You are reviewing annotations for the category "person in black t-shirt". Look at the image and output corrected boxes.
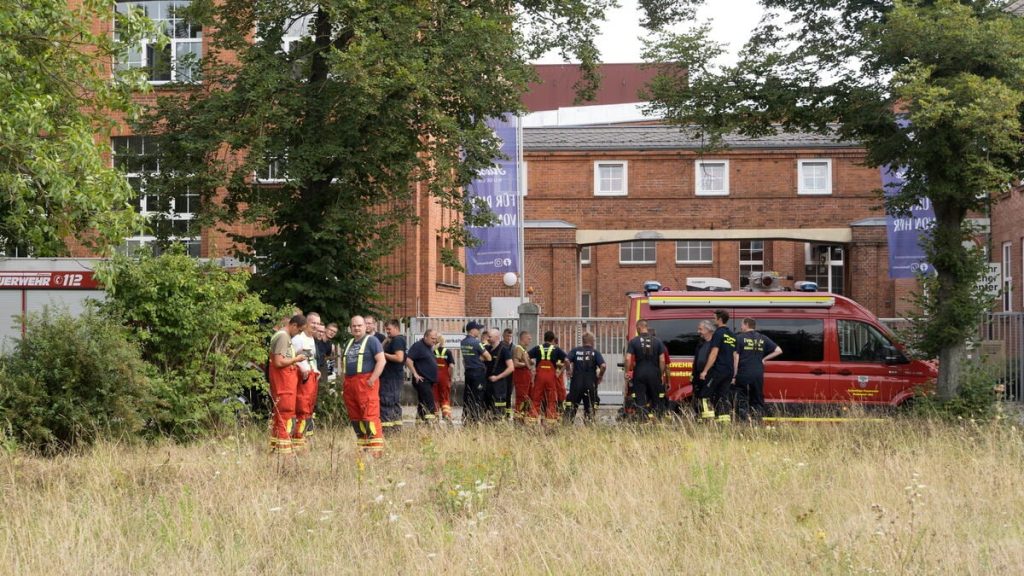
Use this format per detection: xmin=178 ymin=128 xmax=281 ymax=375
xmin=405 ymin=328 xmax=440 ymax=423
xmin=380 ymin=319 xmax=407 ymax=435
xmin=484 ymin=328 xmax=514 ymax=420
xmin=698 ymin=309 xmax=737 ymax=423
xmin=690 ymin=320 xmax=715 ymax=418
xmin=626 ymin=319 xmax=667 ymax=421
xmin=732 ymin=317 xmax=783 ymax=422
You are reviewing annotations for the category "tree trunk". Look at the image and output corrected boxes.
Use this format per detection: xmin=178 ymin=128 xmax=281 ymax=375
xmin=936 ymin=340 xmax=965 ymax=401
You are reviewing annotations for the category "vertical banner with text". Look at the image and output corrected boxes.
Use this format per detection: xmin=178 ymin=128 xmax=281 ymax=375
xmin=883 ymin=165 xmax=936 ymax=279
xmin=466 ymin=116 xmax=521 ymax=275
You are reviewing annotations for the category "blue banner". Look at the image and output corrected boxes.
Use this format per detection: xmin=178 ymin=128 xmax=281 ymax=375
xmin=883 ymin=165 xmax=936 ymax=279
xmin=466 ymin=116 xmax=520 ymax=275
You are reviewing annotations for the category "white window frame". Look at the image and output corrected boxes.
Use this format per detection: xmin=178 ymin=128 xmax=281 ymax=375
xmin=112 ymin=135 xmax=200 ymax=254
xmin=581 ymin=293 xmax=592 ymax=318
xmin=115 ymin=1 xmax=203 ymax=84
xmin=256 ymin=155 xmax=288 ymax=184
xmin=521 ymin=160 xmax=528 ymax=197
xmin=594 ymin=161 xmax=628 ymax=196
xmin=1004 ymin=241 xmax=1014 ymax=312
xmin=675 ymin=240 xmax=712 ymax=264
xmin=695 ymin=160 xmax=729 ymax=196
xmin=798 ymin=159 xmax=833 ymax=195
xmin=580 ymin=245 xmax=591 ymax=265
xmin=739 ymin=240 xmax=765 ymax=288
xmin=619 ymin=241 xmax=656 ymax=265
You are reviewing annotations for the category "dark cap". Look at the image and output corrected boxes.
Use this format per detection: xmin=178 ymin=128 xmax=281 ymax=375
xmin=465 ymin=321 xmax=484 ymax=332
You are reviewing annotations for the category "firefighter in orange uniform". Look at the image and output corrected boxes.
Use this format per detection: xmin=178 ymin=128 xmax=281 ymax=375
xmin=342 ymin=316 xmax=387 ymax=456
xmin=527 ymin=331 xmax=568 ymax=427
xmin=268 ymin=314 xmax=308 ymax=454
xmin=434 ymin=340 xmax=456 ymax=421
xmin=511 ymin=330 xmax=534 ymax=420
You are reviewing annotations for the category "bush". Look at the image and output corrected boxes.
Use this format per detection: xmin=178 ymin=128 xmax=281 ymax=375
xmin=96 ymin=246 xmax=273 ymax=440
xmin=0 ymin=308 xmax=154 ymax=454
xmin=913 ymin=360 xmax=1002 ymax=422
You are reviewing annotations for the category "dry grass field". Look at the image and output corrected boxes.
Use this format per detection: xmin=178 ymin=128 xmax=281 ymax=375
xmin=2 ymin=418 xmax=1023 ymax=575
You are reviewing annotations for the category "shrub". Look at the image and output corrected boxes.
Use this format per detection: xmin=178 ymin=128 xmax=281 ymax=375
xmin=0 ymin=308 xmax=153 ymax=454
xmin=913 ymin=360 xmax=1002 ymax=422
xmin=96 ymin=246 xmax=273 ymax=440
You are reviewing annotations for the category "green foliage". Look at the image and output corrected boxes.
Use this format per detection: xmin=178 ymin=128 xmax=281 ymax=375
xmin=912 ymin=360 xmax=1003 ymax=421
xmin=135 ymin=0 xmax=684 ymax=317
xmin=0 ymin=0 xmax=156 ymax=256
xmin=0 ymin=308 xmax=153 ymax=454
xmin=644 ymin=0 xmax=1024 ymax=399
xmin=96 ymin=246 xmax=274 ymax=439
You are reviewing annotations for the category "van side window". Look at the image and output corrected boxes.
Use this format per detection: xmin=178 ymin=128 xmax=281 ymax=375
xmin=838 ymin=320 xmax=892 ymax=363
xmin=757 ymin=319 xmax=825 ymax=362
xmin=648 ymin=319 xmax=703 ymax=356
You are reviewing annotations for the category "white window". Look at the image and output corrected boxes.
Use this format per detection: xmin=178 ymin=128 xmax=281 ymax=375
xmin=804 ymin=244 xmax=845 ymax=294
xmin=257 ymin=155 xmax=288 ymax=183
xmin=695 ymin=160 xmax=729 ymax=196
xmin=798 ymin=159 xmax=833 ymax=195
xmin=580 ymin=245 xmax=591 ymax=265
xmin=1004 ymin=241 xmax=1014 ymax=312
xmin=116 ymin=1 xmax=202 ymax=83
xmin=739 ymin=240 xmax=764 ymax=288
xmin=594 ymin=161 xmax=628 ymax=196
xmin=675 ymin=240 xmax=712 ymax=264
xmin=113 ymin=135 xmax=199 ymax=256
xmin=619 ymin=241 xmax=656 ymax=265
xmin=581 ymin=293 xmax=592 ymax=318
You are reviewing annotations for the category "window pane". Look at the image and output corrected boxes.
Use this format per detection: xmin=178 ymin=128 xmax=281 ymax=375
xmin=802 ymin=162 xmax=829 ymax=192
xmin=648 ymin=318 xmax=703 ymax=357
xmin=580 ymin=246 xmax=591 ymax=264
xmin=148 ymin=42 xmax=172 ymax=81
xmin=699 ymin=163 xmax=725 ymax=192
xmin=174 ymin=41 xmax=202 ymax=81
xmin=599 ymin=164 xmax=623 ymax=193
xmin=838 ymin=320 xmax=893 ymax=363
xmin=758 ymin=319 xmax=825 ymax=362
xmin=620 ymin=241 xmax=655 ymax=263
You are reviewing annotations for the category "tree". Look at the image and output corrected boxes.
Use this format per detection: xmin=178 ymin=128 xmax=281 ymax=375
xmin=643 ymin=0 xmax=1024 ymax=399
xmin=0 ymin=0 xmax=153 ymax=256
xmin=136 ymin=0 xmax=682 ymax=318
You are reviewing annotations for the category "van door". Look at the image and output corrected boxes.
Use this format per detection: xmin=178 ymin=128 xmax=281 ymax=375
xmin=756 ymin=318 xmax=830 ymax=404
xmin=832 ymin=319 xmax=904 ymax=404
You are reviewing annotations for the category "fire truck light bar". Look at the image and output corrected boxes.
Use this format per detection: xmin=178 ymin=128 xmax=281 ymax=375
xmin=647 ymin=295 xmax=835 ymax=308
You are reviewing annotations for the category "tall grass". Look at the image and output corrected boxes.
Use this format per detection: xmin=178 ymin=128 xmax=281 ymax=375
xmin=2 ymin=420 xmax=1023 ymax=574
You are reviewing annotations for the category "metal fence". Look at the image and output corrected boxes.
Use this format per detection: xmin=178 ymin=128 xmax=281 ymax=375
xmin=407 ymin=316 xmax=628 ymax=402
xmin=882 ymin=313 xmax=1024 ymax=401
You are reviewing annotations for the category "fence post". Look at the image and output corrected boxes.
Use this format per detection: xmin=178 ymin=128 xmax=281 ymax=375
xmin=518 ymin=302 xmax=541 ymax=345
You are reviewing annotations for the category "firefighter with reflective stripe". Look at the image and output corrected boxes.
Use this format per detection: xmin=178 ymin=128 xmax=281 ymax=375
xmin=380 ymin=319 xmax=407 ymax=436
xmin=342 ymin=316 xmax=386 ymax=456
xmin=691 ymin=320 xmax=715 ymax=418
xmin=732 ymin=317 xmax=783 ymax=422
xmin=485 ymin=328 xmax=515 ymax=420
xmin=433 ymin=341 xmax=455 ymax=420
xmin=527 ymin=331 xmax=568 ymax=426
xmin=268 ymin=315 xmax=308 ymax=455
xmin=626 ymin=319 xmax=667 ymax=421
xmin=699 ymin=309 xmax=737 ymax=423
xmin=563 ymin=332 xmax=607 ymax=424
xmin=291 ymin=311 xmax=322 ymax=451
xmin=511 ymin=331 xmax=534 ymax=420
xmin=461 ymin=321 xmax=492 ymax=424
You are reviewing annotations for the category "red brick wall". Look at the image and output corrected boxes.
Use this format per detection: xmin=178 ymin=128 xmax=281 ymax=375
xmin=992 ymin=187 xmax=1024 ymax=312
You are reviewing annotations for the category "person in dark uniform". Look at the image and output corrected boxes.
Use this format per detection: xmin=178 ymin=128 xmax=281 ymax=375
xmin=484 ymin=328 xmax=514 ymax=420
xmin=626 ymin=319 xmax=667 ymax=421
xmin=380 ymin=319 xmax=407 ymax=435
xmin=732 ymin=317 xmax=783 ymax=422
xmin=461 ymin=321 xmax=492 ymax=424
xmin=563 ymin=332 xmax=607 ymax=424
xmin=405 ymin=328 xmax=440 ymax=423
xmin=690 ymin=320 xmax=715 ymax=419
xmin=698 ymin=309 xmax=737 ymax=423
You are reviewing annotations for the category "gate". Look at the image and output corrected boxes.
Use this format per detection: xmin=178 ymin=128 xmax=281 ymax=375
xmin=882 ymin=313 xmax=1024 ymax=401
xmin=407 ymin=316 xmax=628 ymax=403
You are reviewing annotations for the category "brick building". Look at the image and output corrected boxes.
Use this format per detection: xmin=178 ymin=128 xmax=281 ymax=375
xmin=992 ymin=184 xmax=1024 ymax=313
xmin=466 ymin=124 xmax=920 ymax=319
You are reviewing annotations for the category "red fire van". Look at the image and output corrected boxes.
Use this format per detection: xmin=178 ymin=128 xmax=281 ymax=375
xmin=626 ymin=289 xmax=936 ymax=409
